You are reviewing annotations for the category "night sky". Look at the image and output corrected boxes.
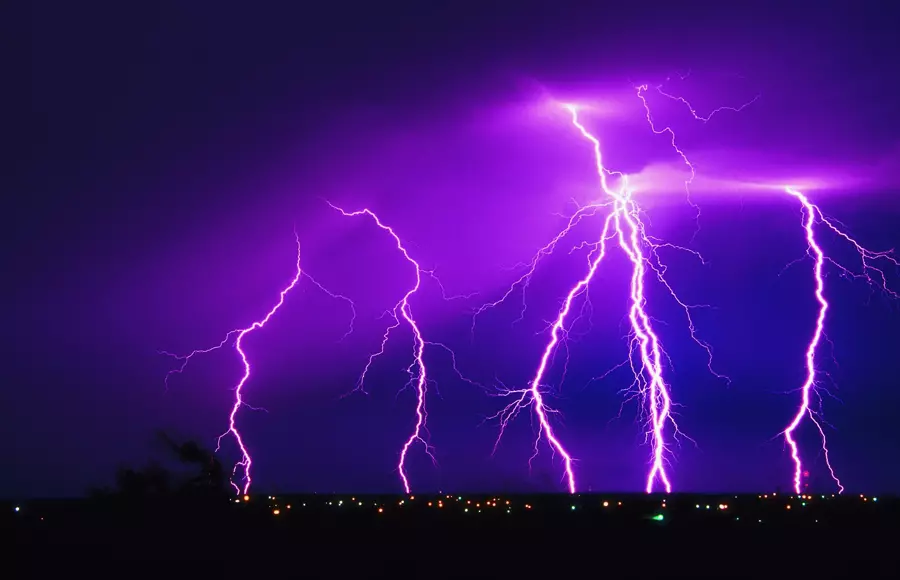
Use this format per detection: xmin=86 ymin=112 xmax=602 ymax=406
xmin=14 ymin=1 xmax=900 ymax=498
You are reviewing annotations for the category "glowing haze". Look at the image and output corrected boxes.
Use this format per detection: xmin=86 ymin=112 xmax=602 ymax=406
xmin=160 ymin=79 xmax=897 ymax=496
xmin=155 ymin=75 xmax=900 ymax=494
xmin=19 ymin=5 xmax=900 ymax=498
xmin=479 ymin=98 xmax=722 ymax=494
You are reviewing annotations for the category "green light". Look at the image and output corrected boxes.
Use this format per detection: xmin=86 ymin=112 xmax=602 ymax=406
xmin=571 ymin=505 xmax=576 ymax=510
xmin=873 ymin=497 xmax=878 ymax=502
xmin=652 ymin=514 xmax=664 ymax=521
xmin=801 ymin=502 xmax=806 ymax=506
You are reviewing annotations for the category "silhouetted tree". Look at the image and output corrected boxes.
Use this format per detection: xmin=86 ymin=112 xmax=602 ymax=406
xmin=114 ymin=460 xmax=171 ymax=497
xmin=156 ymin=430 xmax=226 ymax=496
xmin=102 ymin=432 xmax=228 ymax=501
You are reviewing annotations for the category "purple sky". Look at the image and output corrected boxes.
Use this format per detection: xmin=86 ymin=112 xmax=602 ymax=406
xmin=11 ymin=1 xmax=900 ymax=497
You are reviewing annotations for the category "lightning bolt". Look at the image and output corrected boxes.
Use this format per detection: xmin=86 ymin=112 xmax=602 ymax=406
xmin=655 ymin=85 xmax=761 ymax=124
xmin=635 ymin=80 xmax=764 ymax=382
xmin=636 ymin=80 xmax=760 ymax=241
xmin=483 ymin=101 xmax=723 ymax=493
xmin=636 ymin=83 xmax=702 ymax=220
xmin=780 ymin=187 xmax=898 ymax=494
xmin=329 ymin=203 xmax=478 ymax=493
xmin=652 ymin=80 xmax=896 ymax=493
xmin=160 ymin=232 xmax=356 ymax=495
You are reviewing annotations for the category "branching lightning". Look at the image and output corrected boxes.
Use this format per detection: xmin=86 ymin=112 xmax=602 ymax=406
xmin=480 ymin=98 xmax=729 ymax=493
xmin=779 ymin=187 xmax=898 ymax=494
xmin=655 ymin=83 xmax=897 ymax=494
xmin=328 ymin=202 xmax=480 ymax=493
xmin=157 ymin=74 xmax=897 ymax=497
xmin=160 ymin=233 xmax=356 ymax=495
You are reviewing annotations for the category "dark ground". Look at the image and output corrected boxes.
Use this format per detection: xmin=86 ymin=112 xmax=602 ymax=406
xmin=8 ymin=493 xmax=895 ymax=577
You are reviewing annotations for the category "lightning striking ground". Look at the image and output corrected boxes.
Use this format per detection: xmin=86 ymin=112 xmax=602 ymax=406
xmin=158 ymin=78 xmax=896 ymax=497
xmin=780 ymin=187 xmax=898 ymax=494
xmin=653 ymin=82 xmax=897 ymax=493
xmin=160 ymin=233 xmax=356 ymax=495
xmin=483 ymin=101 xmax=723 ymax=493
xmin=329 ymin=202 xmax=467 ymax=493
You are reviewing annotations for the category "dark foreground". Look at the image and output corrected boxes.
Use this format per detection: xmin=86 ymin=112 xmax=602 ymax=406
xmin=9 ymin=493 xmax=896 ymax=577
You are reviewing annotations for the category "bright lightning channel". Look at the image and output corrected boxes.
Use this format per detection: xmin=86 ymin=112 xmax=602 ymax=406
xmin=482 ymin=102 xmax=719 ymax=494
xmin=780 ymin=187 xmax=898 ymax=494
xmin=160 ymin=232 xmax=356 ymax=495
xmin=328 ymin=202 xmax=481 ymax=493
xmin=654 ymin=81 xmax=897 ymax=493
